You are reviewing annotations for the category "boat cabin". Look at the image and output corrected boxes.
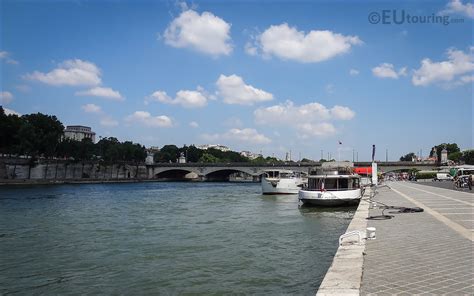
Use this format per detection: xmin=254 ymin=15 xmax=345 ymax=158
xmin=307 ymin=175 xmax=360 ymax=191
xmin=263 ymin=170 xmax=299 ymax=179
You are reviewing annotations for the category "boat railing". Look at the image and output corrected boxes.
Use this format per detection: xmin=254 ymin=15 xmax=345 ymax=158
xmin=303 ymin=187 xmax=361 ymax=192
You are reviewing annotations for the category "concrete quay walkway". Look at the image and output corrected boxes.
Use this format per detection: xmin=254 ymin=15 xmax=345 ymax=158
xmin=360 ymin=181 xmax=473 ymax=295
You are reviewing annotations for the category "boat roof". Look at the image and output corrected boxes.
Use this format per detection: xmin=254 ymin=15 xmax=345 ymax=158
xmin=308 ymin=174 xmax=360 ymax=178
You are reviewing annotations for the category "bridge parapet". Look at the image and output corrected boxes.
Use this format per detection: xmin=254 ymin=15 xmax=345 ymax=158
xmin=147 ymin=161 xmax=439 ymax=178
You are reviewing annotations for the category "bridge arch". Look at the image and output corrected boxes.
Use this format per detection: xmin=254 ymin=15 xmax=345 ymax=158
xmin=204 ymin=168 xmax=256 ymax=182
xmin=154 ymin=168 xmax=198 ymax=181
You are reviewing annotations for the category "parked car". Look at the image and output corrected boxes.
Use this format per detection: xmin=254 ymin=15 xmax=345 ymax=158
xmin=433 ymin=173 xmax=453 ymax=181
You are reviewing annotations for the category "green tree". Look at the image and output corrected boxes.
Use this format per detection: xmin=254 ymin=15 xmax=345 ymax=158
xmin=180 ymin=145 xmax=203 ymax=162
xmin=448 ymin=151 xmax=462 ymax=163
xmin=199 ymin=153 xmax=220 ymax=163
xmin=400 ymin=152 xmax=416 ymax=161
xmin=204 ymin=148 xmax=248 ymax=162
xmin=97 ymin=137 xmax=120 ymax=161
xmin=154 ymin=145 xmax=179 ymax=163
xmin=0 ymin=107 xmax=23 ymax=155
xmin=429 ymin=143 xmax=460 ymax=162
xmin=17 ymin=113 xmax=64 ymax=158
xmin=462 ymin=150 xmax=474 ymax=165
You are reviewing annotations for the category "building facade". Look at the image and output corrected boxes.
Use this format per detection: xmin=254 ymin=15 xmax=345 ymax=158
xmin=240 ymin=150 xmax=262 ymax=160
xmin=196 ymin=144 xmax=230 ymax=152
xmin=64 ymin=125 xmax=96 ymax=143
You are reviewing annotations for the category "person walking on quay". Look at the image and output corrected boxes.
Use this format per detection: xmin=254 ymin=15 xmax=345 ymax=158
xmin=469 ymin=173 xmax=473 ymax=191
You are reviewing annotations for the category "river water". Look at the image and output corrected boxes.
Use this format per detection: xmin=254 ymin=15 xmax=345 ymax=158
xmin=0 ymin=182 xmax=355 ymax=295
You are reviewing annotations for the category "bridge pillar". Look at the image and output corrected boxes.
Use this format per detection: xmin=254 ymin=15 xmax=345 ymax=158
xmin=197 ymin=175 xmax=207 ymax=182
xmin=252 ymin=175 xmax=261 ymax=182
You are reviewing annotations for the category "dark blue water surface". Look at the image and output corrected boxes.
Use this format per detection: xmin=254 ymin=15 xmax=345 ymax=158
xmin=0 ymin=182 xmax=355 ymax=295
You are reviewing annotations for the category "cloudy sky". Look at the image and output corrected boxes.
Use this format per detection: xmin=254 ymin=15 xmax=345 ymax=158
xmin=1 ymin=0 xmax=472 ymax=161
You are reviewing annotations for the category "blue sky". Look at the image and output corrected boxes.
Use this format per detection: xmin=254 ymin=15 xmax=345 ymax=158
xmin=1 ymin=0 xmax=472 ymax=161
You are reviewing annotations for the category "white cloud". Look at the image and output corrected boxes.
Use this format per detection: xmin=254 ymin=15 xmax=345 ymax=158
xmin=202 ymin=128 xmax=271 ymax=144
xmin=412 ymin=48 xmax=474 ymax=87
xmin=224 ymin=128 xmax=271 ymax=144
xmin=125 ymin=111 xmax=173 ymax=128
xmin=297 ymin=123 xmax=337 ymax=138
xmin=0 ymin=51 xmax=18 ymax=65
xmin=248 ymin=23 xmax=362 ymax=63
xmin=0 ymin=91 xmax=13 ymax=104
xmin=255 ymin=101 xmax=330 ymax=124
xmin=331 ymin=105 xmax=356 ymax=120
xmin=216 ymin=74 xmax=273 ymax=105
xmin=254 ymin=100 xmax=355 ymax=137
xmin=189 ymin=121 xmax=199 ymax=128
xmin=147 ymin=87 xmax=208 ymax=108
xmin=100 ymin=117 xmax=119 ymax=127
xmin=3 ymin=108 xmax=21 ymax=116
xmin=76 ymin=87 xmax=124 ymax=101
xmin=163 ymin=9 xmax=232 ymax=56
xmin=244 ymin=42 xmax=258 ymax=56
xmin=459 ymin=75 xmax=474 ymax=84
xmin=349 ymin=69 xmax=359 ymax=76
xmin=81 ymin=103 xmax=101 ymax=114
xmin=24 ymin=59 xmax=102 ymax=86
xmin=372 ymin=63 xmax=407 ymax=79
xmin=440 ymin=0 xmax=474 ymax=18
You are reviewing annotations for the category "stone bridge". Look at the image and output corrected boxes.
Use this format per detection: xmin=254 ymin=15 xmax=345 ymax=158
xmin=147 ymin=162 xmax=438 ymax=181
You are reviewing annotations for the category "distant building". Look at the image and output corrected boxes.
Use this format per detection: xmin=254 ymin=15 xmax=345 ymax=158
xmin=64 ymin=125 xmax=96 ymax=142
xmin=145 ymin=146 xmax=160 ymax=165
xmin=148 ymin=146 xmax=160 ymax=153
xmin=178 ymin=152 xmax=186 ymax=163
xmin=145 ymin=154 xmax=154 ymax=165
xmin=197 ymin=144 xmax=230 ymax=152
xmin=240 ymin=150 xmax=262 ymax=160
xmin=441 ymin=147 xmax=448 ymax=164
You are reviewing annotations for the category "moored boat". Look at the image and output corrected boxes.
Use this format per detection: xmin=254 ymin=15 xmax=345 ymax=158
xmin=298 ymin=162 xmax=362 ymax=206
xmin=261 ymin=169 xmax=306 ymax=195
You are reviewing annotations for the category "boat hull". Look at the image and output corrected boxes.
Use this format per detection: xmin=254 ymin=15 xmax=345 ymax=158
xmin=298 ymin=189 xmax=361 ymax=206
xmin=261 ymin=178 xmax=304 ymax=195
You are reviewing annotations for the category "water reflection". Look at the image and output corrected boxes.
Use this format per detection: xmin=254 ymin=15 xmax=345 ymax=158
xmin=298 ymin=204 xmax=356 ymax=220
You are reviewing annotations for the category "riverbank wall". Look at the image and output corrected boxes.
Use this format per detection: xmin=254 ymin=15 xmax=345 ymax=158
xmin=0 ymin=159 xmax=148 ymax=183
xmin=316 ymin=189 xmax=370 ymax=295
xmin=0 ymin=159 xmax=259 ymax=185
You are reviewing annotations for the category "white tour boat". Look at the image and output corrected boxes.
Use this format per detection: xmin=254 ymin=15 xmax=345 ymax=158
xmin=261 ymin=169 xmax=306 ymax=195
xmin=298 ymin=162 xmax=362 ymax=206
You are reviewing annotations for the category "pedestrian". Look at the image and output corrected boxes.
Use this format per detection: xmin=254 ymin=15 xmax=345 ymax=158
xmin=469 ymin=173 xmax=473 ymax=191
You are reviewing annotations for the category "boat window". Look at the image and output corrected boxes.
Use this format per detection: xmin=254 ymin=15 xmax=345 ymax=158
xmin=352 ymin=178 xmax=360 ymax=188
xmin=338 ymin=178 xmax=349 ymax=189
xmin=280 ymin=173 xmax=291 ymax=178
xmin=308 ymin=178 xmax=322 ymax=190
xmin=325 ymin=178 xmax=337 ymax=190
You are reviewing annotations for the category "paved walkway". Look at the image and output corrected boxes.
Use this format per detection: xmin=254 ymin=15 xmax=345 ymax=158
xmin=360 ymin=182 xmax=473 ymax=295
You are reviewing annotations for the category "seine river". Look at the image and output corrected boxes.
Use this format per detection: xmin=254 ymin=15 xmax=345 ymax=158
xmin=0 ymin=182 xmax=355 ymax=295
